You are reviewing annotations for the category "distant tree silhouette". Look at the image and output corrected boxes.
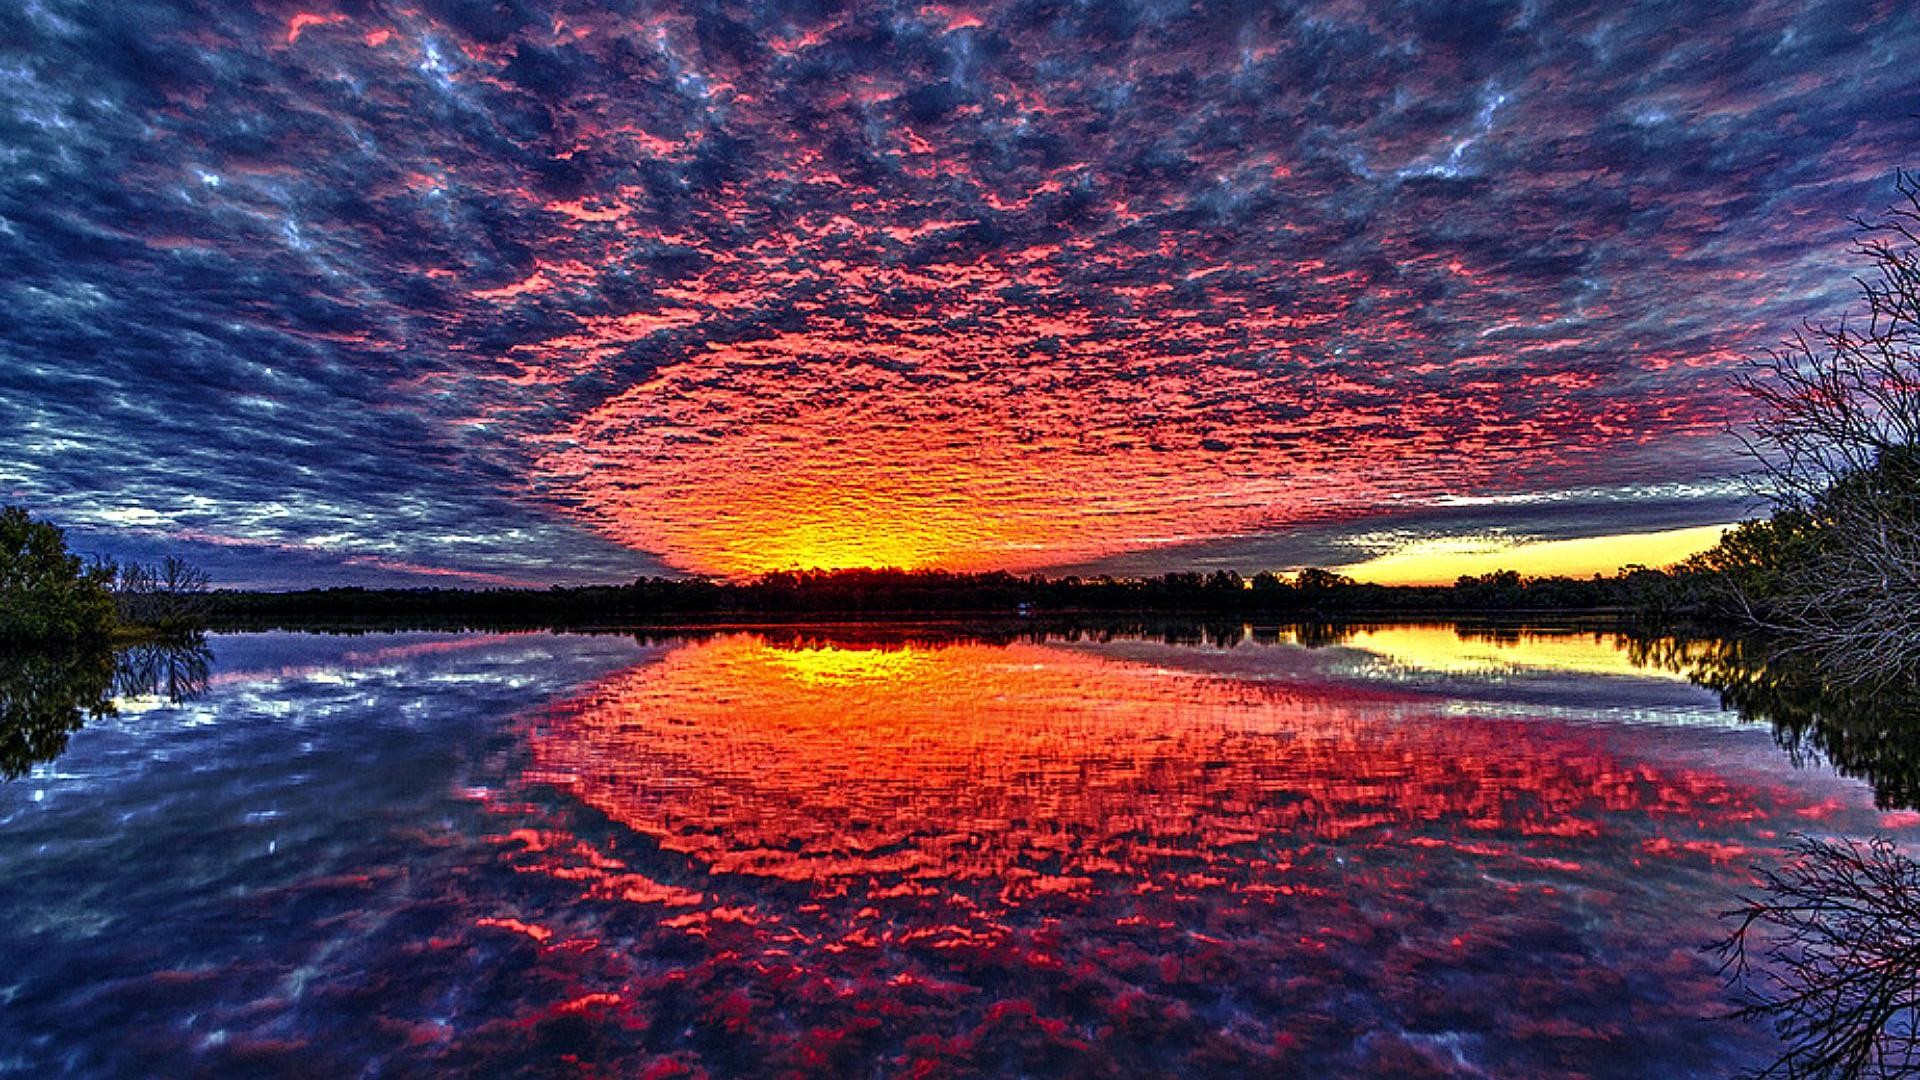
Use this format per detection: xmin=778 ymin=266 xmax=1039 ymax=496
xmin=109 ymin=554 xmax=213 ymax=633
xmin=202 ymin=564 xmax=1673 ymax=629
xmin=1291 ymin=567 xmax=1356 ymax=592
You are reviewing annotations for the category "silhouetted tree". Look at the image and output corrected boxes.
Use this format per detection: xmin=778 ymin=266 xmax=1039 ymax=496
xmin=110 ymin=555 xmax=213 ymax=633
xmin=1726 ymin=173 xmax=1920 ymax=682
xmin=203 ymin=563 xmax=1686 ymax=628
xmin=1292 ymin=567 xmax=1355 ymax=592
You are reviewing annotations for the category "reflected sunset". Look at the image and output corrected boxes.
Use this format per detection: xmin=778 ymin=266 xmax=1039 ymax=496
xmin=470 ymin=629 xmax=1915 ymax=1073
xmin=523 ymin=632 xmax=1768 ymax=888
xmin=6 ymin=629 xmax=1917 ymax=1075
xmin=1328 ymin=624 xmax=1698 ymax=681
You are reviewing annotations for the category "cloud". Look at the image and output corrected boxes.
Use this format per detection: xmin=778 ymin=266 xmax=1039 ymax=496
xmin=2 ymin=0 xmax=1914 ymax=581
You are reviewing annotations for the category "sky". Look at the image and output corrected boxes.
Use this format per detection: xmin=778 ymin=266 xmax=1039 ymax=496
xmin=2 ymin=0 xmax=1915 ymax=587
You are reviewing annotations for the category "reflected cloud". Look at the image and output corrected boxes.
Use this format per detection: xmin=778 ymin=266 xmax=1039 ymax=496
xmin=2 ymin=626 xmax=1912 ymax=1075
xmin=526 ymin=632 xmax=1817 ymax=890
xmin=487 ymin=627 xmax=1907 ymax=1072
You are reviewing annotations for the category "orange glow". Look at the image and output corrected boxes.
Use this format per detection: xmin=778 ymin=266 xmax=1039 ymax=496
xmin=1334 ymin=523 xmax=1733 ymax=585
xmin=521 ymin=633 xmax=1770 ymax=887
xmin=762 ymin=642 xmax=935 ymax=684
xmin=1328 ymin=624 xmax=1693 ymax=681
xmin=530 ymin=326 xmax=1551 ymax=575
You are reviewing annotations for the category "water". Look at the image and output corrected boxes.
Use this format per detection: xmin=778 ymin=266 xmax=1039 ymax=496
xmin=0 ymin=624 xmax=1911 ymax=1077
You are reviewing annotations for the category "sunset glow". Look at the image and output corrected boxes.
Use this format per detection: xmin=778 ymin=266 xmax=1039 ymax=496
xmin=1335 ymin=523 xmax=1734 ymax=585
xmin=5 ymin=1 xmax=1912 ymax=583
xmin=522 ymin=633 xmax=1753 ymax=886
xmin=8 ymin=2 xmax=1918 ymax=1067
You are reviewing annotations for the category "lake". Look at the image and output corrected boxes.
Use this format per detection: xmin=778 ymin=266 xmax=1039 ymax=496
xmin=1 ymin=624 xmax=1910 ymax=1077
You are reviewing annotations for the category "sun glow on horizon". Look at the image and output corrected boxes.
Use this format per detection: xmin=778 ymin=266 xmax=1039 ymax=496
xmin=530 ymin=320 xmax=1732 ymax=578
xmin=1332 ymin=523 xmax=1733 ymax=586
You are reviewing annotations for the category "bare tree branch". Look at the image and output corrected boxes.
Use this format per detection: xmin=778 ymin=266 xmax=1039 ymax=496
xmin=1730 ymin=172 xmax=1920 ymax=683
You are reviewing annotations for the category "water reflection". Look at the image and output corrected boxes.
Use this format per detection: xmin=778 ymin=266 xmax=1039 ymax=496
xmin=1341 ymin=624 xmax=1694 ymax=681
xmin=529 ymin=634 xmax=1715 ymax=887
xmin=500 ymin=628 xmax=1901 ymax=1074
xmin=0 ymin=626 xmax=1909 ymax=1077
xmin=0 ymin=648 xmax=118 ymax=780
xmin=114 ymin=639 xmax=214 ymax=705
xmin=1632 ymin=635 xmax=1920 ymax=811
xmin=0 ymin=638 xmax=209 ymax=779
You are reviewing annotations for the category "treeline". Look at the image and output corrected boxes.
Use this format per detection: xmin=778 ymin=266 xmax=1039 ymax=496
xmin=204 ymin=565 xmax=1687 ymax=629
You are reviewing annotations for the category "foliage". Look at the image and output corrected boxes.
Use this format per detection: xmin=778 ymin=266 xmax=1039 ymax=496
xmin=1719 ymin=835 xmax=1920 ymax=1079
xmin=0 ymin=646 xmax=118 ymax=780
xmin=0 ymin=506 xmax=117 ymax=645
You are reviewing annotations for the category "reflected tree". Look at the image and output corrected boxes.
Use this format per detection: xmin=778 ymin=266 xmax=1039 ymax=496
xmin=1719 ymin=835 xmax=1920 ymax=1079
xmin=1636 ymin=634 xmax=1920 ymax=1074
xmin=0 ymin=648 xmax=117 ymax=780
xmin=1632 ymin=634 xmax=1920 ymax=811
xmin=114 ymin=638 xmax=213 ymax=703
xmin=0 ymin=637 xmax=210 ymax=780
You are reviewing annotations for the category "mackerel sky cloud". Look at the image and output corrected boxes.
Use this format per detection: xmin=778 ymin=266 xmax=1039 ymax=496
xmin=2 ymin=0 xmax=1915 ymax=584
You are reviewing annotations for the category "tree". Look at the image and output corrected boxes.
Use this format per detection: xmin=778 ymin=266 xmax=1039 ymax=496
xmin=110 ymin=555 xmax=212 ymax=633
xmin=1293 ymin=567 xmax=1354 ymax=592
xmin=0 ymin=506 xmax=116 ymax=644
xmin=1730 ymin=173 xmax=1920 ymax=682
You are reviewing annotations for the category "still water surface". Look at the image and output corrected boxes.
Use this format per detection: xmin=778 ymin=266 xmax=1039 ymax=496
xmin=1 ymin=625 xmax=1912 ymax=1077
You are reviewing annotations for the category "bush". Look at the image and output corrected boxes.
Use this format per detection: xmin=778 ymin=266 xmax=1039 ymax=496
xmin=0 ymin=507 xmax=116 ymax=645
